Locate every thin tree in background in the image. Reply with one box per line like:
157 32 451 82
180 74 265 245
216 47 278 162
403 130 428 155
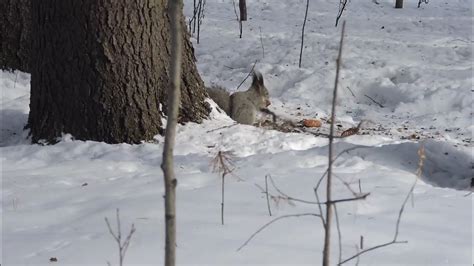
161 0 184 265
298 0 310 68
0 0 31 72
395 0 403 8
322 21 346 266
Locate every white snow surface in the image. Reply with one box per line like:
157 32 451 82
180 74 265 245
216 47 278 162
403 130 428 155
2 0 473 265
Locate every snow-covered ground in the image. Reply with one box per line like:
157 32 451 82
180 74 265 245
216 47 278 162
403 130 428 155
2 0 472 265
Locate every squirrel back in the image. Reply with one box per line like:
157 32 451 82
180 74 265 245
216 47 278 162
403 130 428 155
206 71 271 125
206 85 232 115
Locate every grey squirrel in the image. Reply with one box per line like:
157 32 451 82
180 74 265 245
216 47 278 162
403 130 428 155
206 71 271 125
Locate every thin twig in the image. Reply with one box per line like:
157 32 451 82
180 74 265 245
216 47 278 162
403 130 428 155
333 173 359 197
268 175 319 205
364 94 384 108
355 245 360 266
105 209 136 266
206 123 238 133
237 213 321 251
265 174 272 216
212 151 236 225
339 240 408 265
313 186 326 228
221 171 225 225
270 173 368 205
334 204 342 265
335 0 348 27
315 146 370 193
235 60 258 91
197 0 203 43
339 145 425 265
259 27 265 59
346 86 356 97
299 0 310 68
327 193 370 204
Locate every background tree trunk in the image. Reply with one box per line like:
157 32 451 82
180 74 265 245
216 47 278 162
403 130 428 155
395 0 403 8
28 0 210 144
0 0 31 72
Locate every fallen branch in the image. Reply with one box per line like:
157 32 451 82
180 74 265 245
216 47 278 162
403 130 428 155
364 94 384 108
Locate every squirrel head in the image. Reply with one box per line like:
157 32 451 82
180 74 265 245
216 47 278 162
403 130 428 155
251 71 264 88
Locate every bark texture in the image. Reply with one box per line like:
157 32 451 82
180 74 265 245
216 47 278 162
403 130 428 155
0 0 31 72
28 0 210 144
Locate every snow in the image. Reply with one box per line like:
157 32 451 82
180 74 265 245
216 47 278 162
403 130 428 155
2 0 473 265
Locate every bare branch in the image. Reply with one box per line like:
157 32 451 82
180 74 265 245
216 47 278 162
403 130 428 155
327 193 370 204
268 173 368 205
268 174 320 205
237 213 321 251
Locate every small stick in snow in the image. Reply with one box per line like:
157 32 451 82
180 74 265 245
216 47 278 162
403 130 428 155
211 150 236 225
346 86 356 97
364 94 384 108
105 209 136 266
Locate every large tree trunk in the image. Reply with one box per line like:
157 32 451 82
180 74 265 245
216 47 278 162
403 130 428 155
0 0 31 72
28 0 210 144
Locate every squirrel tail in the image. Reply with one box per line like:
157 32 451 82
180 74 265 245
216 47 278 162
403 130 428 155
206 86 231 115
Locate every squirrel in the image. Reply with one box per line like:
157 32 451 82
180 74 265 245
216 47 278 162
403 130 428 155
206 71 271 125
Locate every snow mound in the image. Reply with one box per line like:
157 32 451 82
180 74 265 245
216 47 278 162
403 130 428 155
336 140 472 190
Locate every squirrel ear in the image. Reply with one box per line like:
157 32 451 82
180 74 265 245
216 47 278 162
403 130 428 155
252 70 264 86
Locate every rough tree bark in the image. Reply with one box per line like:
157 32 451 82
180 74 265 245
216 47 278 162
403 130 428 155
0 0 31 72
28 0 210 144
